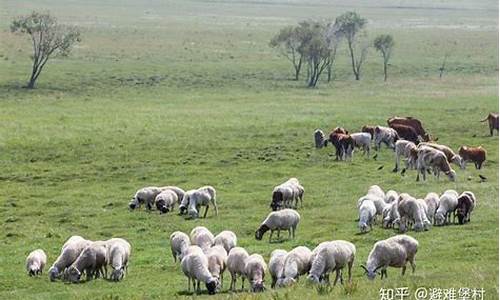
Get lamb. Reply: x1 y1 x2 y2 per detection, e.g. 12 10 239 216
255 209 300 242
361 234 418 280
48 235 91 282
65 241 108 283
227 247 250 291
416 146 456 182
214 230 237 253
358 199 377 233
424 192 440 224
170 231 191 262
385 190 399 204
245 254 267 292
159 186 185 205
181 250 218 295
276 246 313 287
206 245 227 289
458 146 487 170
307 240 356 285
268 249 287 288
180 186 218 218
350 132 371 157
154 189 177 214
393 140 417 172
190 226 214 253
314 129 326 148
374 126 399 150
397 194 429 232
129 186 163 210
382 200 400 229
26 249 47 277
107 238 132 281
455 191 476 224
435 189 459 226
418 142 464 169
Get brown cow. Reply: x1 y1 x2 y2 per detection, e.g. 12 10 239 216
332 127 349 135
458 146 486 169
480 113 499 136
361 125 375 140
325 132 354 161
387 116 431 141
389 124 421 144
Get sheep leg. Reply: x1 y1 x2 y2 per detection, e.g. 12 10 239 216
410 258 416 273
203 205 209 218
212 198 219 216
269 230 274 242
173 251 177 263
241 277 245 290
382 269 388 279
333 269 341 286
277 229 281 240
401 265 406 276
230 274 235 291
271 277 276 289
192 279 196 293
187 277 191 292
348 260 353 283
196 280 201 293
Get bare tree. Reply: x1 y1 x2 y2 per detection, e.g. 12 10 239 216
373 34 395 81
335 12 367 80
10 11 80 89
270 25 304 80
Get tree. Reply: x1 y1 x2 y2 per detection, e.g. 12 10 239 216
270 25 304 80
335 12 367 80
11 11 80 89
373 34 395 81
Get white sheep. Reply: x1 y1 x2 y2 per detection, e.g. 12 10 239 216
367 185 386 200
362 234 418 280
393 140 417 172
206 245 227 289
180 186 218 218
65 241 108 283
382 200 400 229
227 247 250 291
416 199 432 229
159 186 186 204
245 254 267 292
307 240 356 285
190 226 214 253
357 193 388 221
358 199 376 233
268 249 287 288
181 250 218 295
129 186 163 210
107 238 131 281
170 231 191 262
276 246 312 287
385 190 399 204
397 194 429 232
314 129 326 149
48 235 91 282
154 189 178 214
26 249 47 277
213 230 237 253
255 209 300 242
435 189 459 226
350 132 371 157
271 178 303 210
424 192 440 224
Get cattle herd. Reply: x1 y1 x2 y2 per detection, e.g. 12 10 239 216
23 113 496 296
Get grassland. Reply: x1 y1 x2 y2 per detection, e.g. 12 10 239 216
0 0 498 299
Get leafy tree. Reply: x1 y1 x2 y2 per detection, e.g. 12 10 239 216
373 34 395 81
270 25 304 80
335 11 367 80
11 11 80 89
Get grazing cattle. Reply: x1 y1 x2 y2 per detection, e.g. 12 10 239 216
387 117 430 141
326 133 354 161
350 132 371 157
458 146 486 170
418 142 464 169
374 126 399 151
332 127 348 135
480 113 499 136
389 124 421 144
416 146 456 182
393 140 417 172
361 125 375 140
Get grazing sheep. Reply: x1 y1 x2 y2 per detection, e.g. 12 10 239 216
107 238 132 282
307 240 356 285
180 186 218 218
424 192 440 224
456 191 476 224
170 231 191 263
129 186 163 210
214 230 237 253
270 184 294 211
159 186 185 205
383 200 400 229
367 185 386 200
374 126 399 151
398 194 429 232
458 146 487 170
314 129 326 148
268 249 287 288
385 190 399 204
416 146 456 182
48 236 91 282
276 246 312 287
206 245 227 289
26 249 47 277
480 112 499 136
350 132 372 157
361 234 418 280
255 209 300 242
416 199 432 229
245 254 267 292
227 247 250 291
154 189 177 214
358 199 377 233
418 142 464 169
181 250 218 295
65 241 108 283
190 226 214 253
435 190 459 226
393 140 417 172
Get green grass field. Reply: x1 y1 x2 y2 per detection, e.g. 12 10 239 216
0 0 498 299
